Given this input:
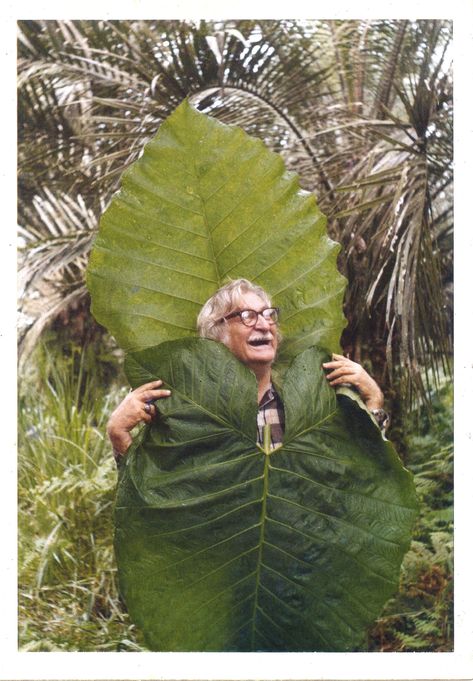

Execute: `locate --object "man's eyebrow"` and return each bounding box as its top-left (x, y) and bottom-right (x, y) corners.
top-left (239, 307), bottom-right (270, 312)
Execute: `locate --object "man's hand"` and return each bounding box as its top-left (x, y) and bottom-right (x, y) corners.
top-left (107, 380), bottom-right (171, 457)
top-left (322, 353), bottom-right (384, 410)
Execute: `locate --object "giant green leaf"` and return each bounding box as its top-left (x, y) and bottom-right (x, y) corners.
top-left (86, 99), bottom-right (346, 360)
top-left (116, 339), bottom-right (418, 652)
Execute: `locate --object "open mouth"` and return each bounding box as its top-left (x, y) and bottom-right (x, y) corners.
top-left (248, 338), bottom-right (272, 347)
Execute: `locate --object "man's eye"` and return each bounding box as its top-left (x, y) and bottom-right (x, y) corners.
top-left (240, 310), bottom-right (255, 322)
top-left (263, 308), bottom-right (278, 322)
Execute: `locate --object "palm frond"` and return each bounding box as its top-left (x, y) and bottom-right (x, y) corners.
top-left (17, 18), bottom-right (453, 408)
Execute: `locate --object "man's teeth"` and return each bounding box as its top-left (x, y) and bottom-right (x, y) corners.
top-left (249, 338), bottom-right (270, 346)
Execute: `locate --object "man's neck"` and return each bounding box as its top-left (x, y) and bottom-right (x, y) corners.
top-left (251, 364), bottom-right (273, 403)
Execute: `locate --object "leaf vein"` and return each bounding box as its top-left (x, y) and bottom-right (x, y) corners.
top-left (104, 221), bottom-right (213, 257)
top-left (146, 522), bottom-right (261, 574)
top-left (123, 498), bottom-right (262, 539)
top-left (268, 492), bottom-right (403, 547)
top-left (93, 243), bottom-right (217, 284)
top-left (266, 516), bottom-right (396, 584)
top-left (263, 539), bottom-right (314, 567)
top-left (261, 561), bottom-right (359, 636)
top-left (269, 463), bottom-right (418, 511)
top-left (258, 582), bottom-right (333, 649)
top-left (191, 572), bottom-right (258, 616)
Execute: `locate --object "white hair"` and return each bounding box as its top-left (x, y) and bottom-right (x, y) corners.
top-left (197, 279), bottom-right (272, 341)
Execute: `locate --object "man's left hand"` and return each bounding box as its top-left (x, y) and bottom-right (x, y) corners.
top-left (322, 353), bottom-right (384, 410)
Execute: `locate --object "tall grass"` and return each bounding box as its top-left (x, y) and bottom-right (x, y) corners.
top-left (18, 343), bottom-right (145, 651)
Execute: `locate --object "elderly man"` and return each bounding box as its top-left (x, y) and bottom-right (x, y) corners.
top-left (107, 278), bottom-right (387, 459)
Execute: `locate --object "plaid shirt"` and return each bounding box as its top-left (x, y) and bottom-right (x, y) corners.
top-left (257, 385), bottom-right (285, 450)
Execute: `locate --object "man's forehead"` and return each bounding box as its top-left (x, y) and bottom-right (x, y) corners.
top-left (233, 292), bottom-right (268, 310)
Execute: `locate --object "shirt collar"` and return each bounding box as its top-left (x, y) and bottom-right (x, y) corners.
top-left (259, 384), bottom-right (276, 407)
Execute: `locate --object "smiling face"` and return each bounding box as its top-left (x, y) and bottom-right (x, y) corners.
top-left (220, 291), bottom-right (278, 372)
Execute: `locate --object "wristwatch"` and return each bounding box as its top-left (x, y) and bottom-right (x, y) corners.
top-left (370, 408), bottom-right (390, 429)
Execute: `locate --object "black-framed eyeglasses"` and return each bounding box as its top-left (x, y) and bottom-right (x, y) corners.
top-left (221, 307), bottom-right (280, 327)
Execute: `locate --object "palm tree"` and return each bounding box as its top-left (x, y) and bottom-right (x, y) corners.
top-left (17, 19), bottom-right (452, 409)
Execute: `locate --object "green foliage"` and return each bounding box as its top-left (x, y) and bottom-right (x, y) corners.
top-left (18, 344), bottom-right (145, 651)
top-left (18, 20), bottom-right (453, 408)
top-left (367, 383), bottom-right (453, 651)
top-left (84, 96), bottom-right (417, 652)
top-left (17, 343), bottom-right (451, 651)
top-left (87, 98), bottom-right (346, 361)
top-left (17, 18), bottom-right (453, 651)
top-left (115, 339), bottom-right (418, 651)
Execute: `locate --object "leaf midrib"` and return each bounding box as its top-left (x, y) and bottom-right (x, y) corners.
top-left (250, 450), bottom-right (271, 650)
top-left (193, 148), bottom-right (222, 287)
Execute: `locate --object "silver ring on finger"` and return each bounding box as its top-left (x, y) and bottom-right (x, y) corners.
top-left (144, 402), bottom-right (151, 414)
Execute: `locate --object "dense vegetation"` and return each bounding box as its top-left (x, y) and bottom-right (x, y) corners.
top-left (17, 19), bottom-right (453, 651)
top-left (18, 339), bottom-right (452, 651)
top-left (18, 18), bottom-right (453, 405)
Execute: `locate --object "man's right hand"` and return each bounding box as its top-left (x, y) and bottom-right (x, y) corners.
top-left (107, 380), bottom-right (171, 457)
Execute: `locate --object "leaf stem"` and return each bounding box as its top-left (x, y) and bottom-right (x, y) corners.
top-left (251, 435), bottom-right (271, 649)
top-left (263, 423), bottom-right (272, 455)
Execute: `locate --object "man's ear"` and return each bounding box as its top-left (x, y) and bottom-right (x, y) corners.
top-left (216, 326), bottom-right (229, 348)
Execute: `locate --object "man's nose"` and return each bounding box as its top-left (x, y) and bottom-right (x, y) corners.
top-left (254, 313), bottom-right (271, 330)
